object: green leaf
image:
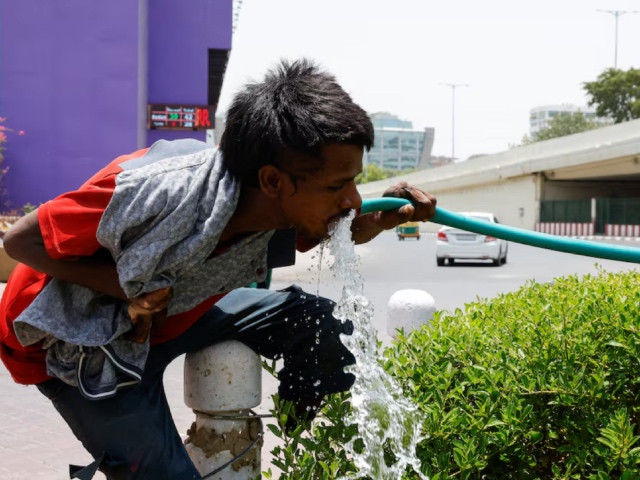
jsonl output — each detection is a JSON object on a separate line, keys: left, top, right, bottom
{"left": 266, "top": 423, "right": 283, "bottom": 439}
{"left": 484, "top": 417, "right": 506, "bottom": 428}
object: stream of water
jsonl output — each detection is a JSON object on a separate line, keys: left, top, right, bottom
{"left": 324, "top": 211, "right": 428, "bottom": 480}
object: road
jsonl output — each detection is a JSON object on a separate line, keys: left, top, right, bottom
{"left": 1, "top": 231, "right": 638, "bottom": 479}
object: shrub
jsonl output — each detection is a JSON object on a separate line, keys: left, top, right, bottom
{"left": 262, "top": 362, "right": 359, "bottom": 480}
{"left": 266, "top": 269, "right": 640, "bottom": 479}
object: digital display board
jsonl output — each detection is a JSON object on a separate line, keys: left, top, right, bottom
{"left": 147, "top": 104, "right": 214, "bottom": 130}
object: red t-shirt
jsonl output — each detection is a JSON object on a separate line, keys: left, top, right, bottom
{"left": 0, "top": 148, "right": 224, "bottom": 385}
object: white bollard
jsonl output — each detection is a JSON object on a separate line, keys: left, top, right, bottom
{"left": 184, "top": 340, "right": 262, "bottom": 479}
{"left": 386, "top": 289, "right": 436, "bottom": 338}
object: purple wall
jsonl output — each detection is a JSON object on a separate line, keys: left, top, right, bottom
{"left": 0, "top": 0, "right": 232, "bottom": 209}
{"left": 147, "top": 0, "right": 231, "bottom": 145}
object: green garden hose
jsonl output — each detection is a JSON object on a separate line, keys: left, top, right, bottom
{"left": 360, "top": 197, "right": 640, "bottom": 264}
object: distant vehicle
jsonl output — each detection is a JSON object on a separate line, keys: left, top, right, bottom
{"left": 396, "top": 221, "right": 421, "bottom": 240}
{"left": 435, "top": 212, "right": 508, "bottom": 266}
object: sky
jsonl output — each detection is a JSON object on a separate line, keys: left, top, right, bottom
{"left": 217, "top": 0, "right": 640, "bottom": 162}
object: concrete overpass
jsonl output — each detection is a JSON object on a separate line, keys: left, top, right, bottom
{"left": 358, "top": 118, "right": 640, "bottom": 234}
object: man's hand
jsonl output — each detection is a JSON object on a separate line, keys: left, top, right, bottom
{"left": 126, "top": 287, "right": 173, "bottom": 343}
{"left": 375, "top": 181, "right": 437, "bottom": 229}
{"left": 351, "top": 182, "right": 437, "bottom": 244}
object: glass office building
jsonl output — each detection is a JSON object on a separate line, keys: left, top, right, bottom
{"left": 365, "top": 112, "right": 433, "bottom": 171}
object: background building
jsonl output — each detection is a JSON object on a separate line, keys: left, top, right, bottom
{"left": 365, "top": 112, "right": 434, "bottom": 171}
{"left": 0, "top": 0, "right": 233, "bottom": 208}
{"left": 529, "top": 104, "right": 604, "bottom": 136}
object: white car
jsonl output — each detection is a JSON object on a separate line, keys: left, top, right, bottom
{"left": 435, "top": 212, "right": 508, "bottom": 266}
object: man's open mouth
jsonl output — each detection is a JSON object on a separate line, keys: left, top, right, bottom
{"left": 327, "top": 209, "right": 353, "bottom": 227}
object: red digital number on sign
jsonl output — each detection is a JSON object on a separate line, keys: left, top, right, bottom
{"left": 147, "top": 104, "right": 214, "bottom": 130}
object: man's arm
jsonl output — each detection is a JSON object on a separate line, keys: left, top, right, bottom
{"left": 3, "top": 210, "right": 127, "bottom": 299}
{"left": 351, "top": 182, "right": 436, "bottom": 245}
{"left": 4, "top": 210, "right": 172, "bottom": 342}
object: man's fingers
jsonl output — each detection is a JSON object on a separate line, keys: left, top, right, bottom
{"left": 382, "top": 183, "right": 437, "bottom": 222}
{"left": 125, "top": 311, "right": 153, "bottom": 344}
{"left": 410, "top": 194, "right": 437, "bottom": 221}
{"left": 125, "top": 287, "right": 172, "bottom": 343}
{"left": 140, "top": 287, "right": 172, "bottom": 309}
{"left": 372, "top": 183, "right": 438, "bottom": 235}
{"left": 129, "top": 287, "right": 173, "bottom": 315}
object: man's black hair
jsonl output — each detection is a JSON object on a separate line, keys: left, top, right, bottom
{"left": 220, "top": 58, "right": 374, "bottom": 185}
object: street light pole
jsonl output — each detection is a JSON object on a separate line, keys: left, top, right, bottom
{"left": 440, "top": 83, "right": 469, "bottom": 161}
{"left": 597, "top": 9, "right": 638, "bottom": 68}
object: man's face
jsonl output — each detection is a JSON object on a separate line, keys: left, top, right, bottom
{"left": 278, "top": 142, "right": 363, "bottom": 242}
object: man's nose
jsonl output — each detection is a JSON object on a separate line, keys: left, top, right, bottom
{"left": 341, "top": 182, "right": 362, "bottom": 211}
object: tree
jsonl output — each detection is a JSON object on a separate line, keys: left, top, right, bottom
{"left": 521, "top": 111, "right": 602, "bottom": 145}
{"left": 355, "top": 164, "right": 412, "bottom": 184}
{"left": 583, "top": 68, "right": 640, "bottom": 123}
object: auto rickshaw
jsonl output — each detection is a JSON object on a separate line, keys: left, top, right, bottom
{"left": 396, "top": 221, "right": 420, "bottom": 240}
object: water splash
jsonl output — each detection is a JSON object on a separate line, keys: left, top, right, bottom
{"left": 326, "top": 211, "right": 427, "bottom": 480}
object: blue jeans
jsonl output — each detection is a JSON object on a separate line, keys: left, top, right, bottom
{"left": 37, "top": 286, "right": 355, "bottom": 480}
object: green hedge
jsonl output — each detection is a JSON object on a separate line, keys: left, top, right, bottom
{"left": 266, "top": 269, "right": 640, "bottom": 480}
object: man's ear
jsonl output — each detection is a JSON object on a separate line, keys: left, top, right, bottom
{"left": 257, "top": 165, "right": 284, "bottom": 198}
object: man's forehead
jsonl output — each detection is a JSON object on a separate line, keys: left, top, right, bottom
{"left": 279, "top": 143, "right": 362, "bottom": 178}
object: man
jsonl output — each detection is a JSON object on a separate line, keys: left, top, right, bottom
{"left": 0, "top": 58, "right": 436, "bottom": 479}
